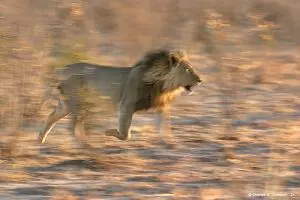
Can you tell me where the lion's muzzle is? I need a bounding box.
[184,78,203,95]
[184,78,202,91]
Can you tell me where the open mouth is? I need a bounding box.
[184,81,202,93]
[184,85,193,91]
[184,82,199,91]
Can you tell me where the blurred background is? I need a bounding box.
[0,0,299,199]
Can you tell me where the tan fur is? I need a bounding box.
[39,49,202,144]
[156,88,185,107]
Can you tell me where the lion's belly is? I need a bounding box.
[81,82,121,112]
[59,72,126,116]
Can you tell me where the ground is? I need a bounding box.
[0,49,299,200]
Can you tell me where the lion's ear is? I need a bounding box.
[168,50,187,67]
[169,54,179,67]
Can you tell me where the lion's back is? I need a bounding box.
[57,63,132,107]
[56,62,129,80]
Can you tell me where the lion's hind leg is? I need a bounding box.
[70,115,92,148]
[39,99,70,144]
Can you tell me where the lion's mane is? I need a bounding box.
[128,49,187,111]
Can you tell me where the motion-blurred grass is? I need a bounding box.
[0,0,299,199]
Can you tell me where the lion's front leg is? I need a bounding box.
[105,105,134,141]
[156,106,175,143]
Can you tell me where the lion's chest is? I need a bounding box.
[155,87,185,106]
[135,87,184,111]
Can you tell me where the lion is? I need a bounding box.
[38,49,202,145]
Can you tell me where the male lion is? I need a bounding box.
[38,49,202,144]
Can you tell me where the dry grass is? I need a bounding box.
[0,0,300,199]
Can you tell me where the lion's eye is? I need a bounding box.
[185,68,191,73]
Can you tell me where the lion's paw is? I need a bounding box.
[105,129,130,141]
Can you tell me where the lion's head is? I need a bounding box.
[165,50,202,93]
[140,49,202,92]
[133,49,202,111]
